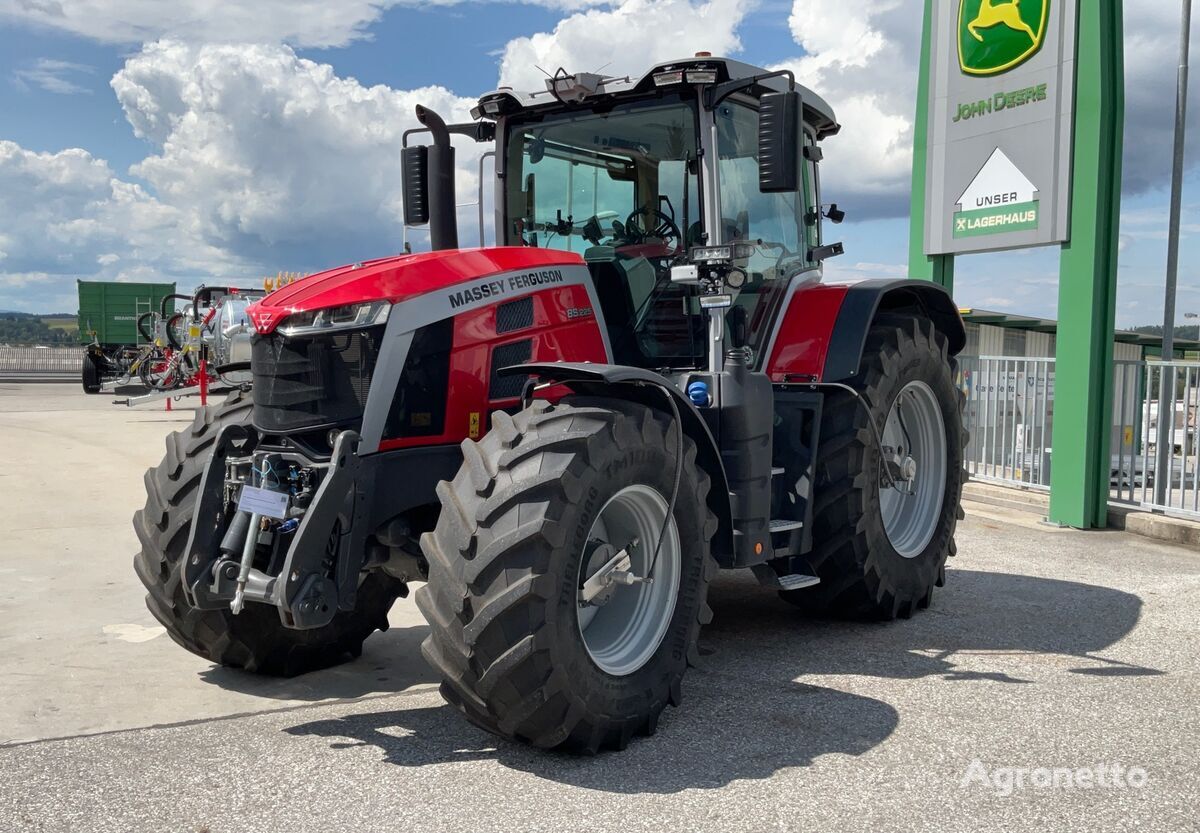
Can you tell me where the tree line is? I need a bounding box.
[0,314,79,345]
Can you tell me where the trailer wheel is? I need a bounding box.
[133,389,404,676]
[417,399,717,752]
[783,316,966,619]
[81,353,101,394]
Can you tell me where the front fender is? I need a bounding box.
[509,363,734,566]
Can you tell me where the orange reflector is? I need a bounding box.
[755,542,763,555]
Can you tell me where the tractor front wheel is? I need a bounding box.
[417,399,717,752]
[133,389,404,675]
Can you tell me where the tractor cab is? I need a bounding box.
[409,56,842,375]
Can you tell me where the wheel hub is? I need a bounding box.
[878,381,948,559]
[575,484,680,677]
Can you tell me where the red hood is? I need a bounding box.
[247,247,584,335]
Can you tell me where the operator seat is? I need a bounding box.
[583,246,643,366]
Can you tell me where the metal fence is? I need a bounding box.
[960,356,1055,490]
[0,345,82,378]
[1111,360,1199,518]
[960,355,1200,520]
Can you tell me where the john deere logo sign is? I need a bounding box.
[958,0,1049,76]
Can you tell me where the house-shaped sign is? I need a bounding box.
[953,148,1040,239]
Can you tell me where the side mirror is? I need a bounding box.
[758,90,802,193]
[402,145,429,226]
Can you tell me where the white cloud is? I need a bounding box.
[771,0,1200,220]
[110,41,482,265]
[0,0,621,49]
[0,139,242,312]
[499,0,751,91]
[0,0,405,49]
[12,58,96,95]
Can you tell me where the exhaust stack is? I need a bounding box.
[415,105,459,251]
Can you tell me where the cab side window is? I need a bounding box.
[715,101,807,281]
[802,130,820,257]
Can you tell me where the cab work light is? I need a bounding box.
[691,243,754,263]
[652,70,685,86]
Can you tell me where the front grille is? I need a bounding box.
[252,326,384,433]
[489,339,533,400]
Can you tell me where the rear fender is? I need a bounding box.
[509,362,734,566]
[765,279,965,383]
[823,280,965,382]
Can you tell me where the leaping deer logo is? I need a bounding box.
[967,0,1037,43]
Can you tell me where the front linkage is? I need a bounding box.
[182,424,369,630]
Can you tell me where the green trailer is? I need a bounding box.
[78,279,177,393]
[77,280,177,347]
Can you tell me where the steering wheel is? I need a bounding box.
[623,207,682,251]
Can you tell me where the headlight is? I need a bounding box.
[277,301,391,337]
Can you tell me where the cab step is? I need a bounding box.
[777,573,820,591]
[749,563,820,591]
[769,519,803,533]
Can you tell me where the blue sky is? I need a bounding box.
[0,0,1196,328]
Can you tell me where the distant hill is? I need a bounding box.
[0,311,75,318]
[0,313,79,345]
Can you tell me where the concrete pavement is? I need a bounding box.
[1,384,1197,832]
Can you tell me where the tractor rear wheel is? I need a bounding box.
[417,399,717,752]
[783,315,965,619]
[133,389,404,675]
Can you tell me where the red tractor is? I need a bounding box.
[135,56,966,752]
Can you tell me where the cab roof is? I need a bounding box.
[475,56,840,140]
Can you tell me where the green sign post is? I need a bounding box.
[1047,1,1124,528]
[909,0,955,292]
[910,0,1125,528]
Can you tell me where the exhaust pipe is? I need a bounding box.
[415,105,459,251]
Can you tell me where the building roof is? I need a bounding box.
[959,308,1200,356]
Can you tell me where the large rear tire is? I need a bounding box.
[782,316,965,619]
[417,399,717,752]
[133,389,403,676]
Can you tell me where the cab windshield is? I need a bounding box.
[505,96,704,368]
[504,96,700,253]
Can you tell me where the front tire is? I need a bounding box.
[417,399,717,752]
[783,315,966,619]
[133,390,404,676]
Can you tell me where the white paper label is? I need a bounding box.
[237,484,289,519]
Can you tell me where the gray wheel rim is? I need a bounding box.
[576,484,680,677]
[879,381,948,559]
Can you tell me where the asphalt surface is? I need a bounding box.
[1,384,1198,832]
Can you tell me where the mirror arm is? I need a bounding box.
[402,121,496,147]
[703,69,795,109]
